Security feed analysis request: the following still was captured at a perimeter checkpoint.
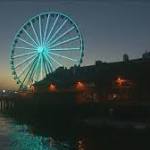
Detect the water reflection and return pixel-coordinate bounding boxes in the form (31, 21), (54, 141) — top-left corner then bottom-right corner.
(0, 115), (11, 150)
(77, 139), (86, 150)
(2, 112), (150, 150)
(0, 114), (71, 150)
(9, 124), (71, 150)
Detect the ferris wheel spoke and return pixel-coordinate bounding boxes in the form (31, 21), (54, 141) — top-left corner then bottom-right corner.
(43, 53), (53, 75)
(41, 57), (44, 80)
(24, 61), (36, 86)
(30, 21), (40, 45)
(45, 15), (59, 43)
(15, 46), (37, 51)
(23, 28), (38, 46)
(47, 19), (68, 44)
(39, 54), (43, 80)
(43, 14), (50, 44)
(39, 15), (42, 45)
(18, 37), (37, 48)
(12, 51), (36, 59)
(18, 55), (37, 78)
(46, 62), (53, 74)
(15, 54), (37, 69)
(50, 36), (79, 49)
(49, 52), (78, 62)
(45, 61), (53, 73)
(49, 26), (75, 46)
(26, 58), (38, 85)
(43, 56), (53, 75)
(32, 55), (41, 82)
(20, 56), (38, 88)
(47, 55), (59, 70)
(43, 54), (54, 72)
(49, 47), (80, 51)
(48, 55), (63, 68)
(45, 63), (51, 74)
(20, 56), (35, 87)
(42, 56), (48, 75)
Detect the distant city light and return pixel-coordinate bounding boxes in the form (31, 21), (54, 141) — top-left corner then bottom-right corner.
(2, 90), (6, 93)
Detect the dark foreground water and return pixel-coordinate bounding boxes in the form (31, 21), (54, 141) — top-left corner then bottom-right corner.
(1, 113), (150, 150)
(0, 114), (74, 150)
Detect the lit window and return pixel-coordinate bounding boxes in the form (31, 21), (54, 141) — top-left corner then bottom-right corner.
(116, 77), (126, 86)
(76, 81), (86, 91)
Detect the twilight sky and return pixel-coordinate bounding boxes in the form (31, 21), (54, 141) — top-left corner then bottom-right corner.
(0, 0), (150, 89)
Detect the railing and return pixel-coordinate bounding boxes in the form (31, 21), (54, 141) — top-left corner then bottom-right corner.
(0, 98), (15, 111)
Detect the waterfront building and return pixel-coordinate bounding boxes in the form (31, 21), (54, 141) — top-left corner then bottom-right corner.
(34, 53), (150, 103)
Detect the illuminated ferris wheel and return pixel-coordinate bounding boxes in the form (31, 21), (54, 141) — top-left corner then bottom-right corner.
(10, 11), (84, 89)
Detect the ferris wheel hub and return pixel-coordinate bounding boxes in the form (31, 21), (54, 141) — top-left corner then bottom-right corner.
(37, 46), (46, 53)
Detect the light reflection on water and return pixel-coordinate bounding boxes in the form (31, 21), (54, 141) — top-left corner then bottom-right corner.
(0, 114), (12, 150)
(0, 114), (71, 150)
(2, 113), (149, 150)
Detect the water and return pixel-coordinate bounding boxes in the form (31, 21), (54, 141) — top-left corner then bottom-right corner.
(0, 114), (71, 150)
(1, 113), (150, 150)
(0, 115), (11, 150)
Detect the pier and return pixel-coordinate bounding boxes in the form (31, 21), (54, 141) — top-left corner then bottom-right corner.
(0, 98), (14, 111)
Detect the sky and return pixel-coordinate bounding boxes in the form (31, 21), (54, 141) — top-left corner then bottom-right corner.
(0, 0), (150, 89)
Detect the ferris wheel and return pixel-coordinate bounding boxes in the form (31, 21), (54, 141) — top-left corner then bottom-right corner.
(10, 11), (84, 89)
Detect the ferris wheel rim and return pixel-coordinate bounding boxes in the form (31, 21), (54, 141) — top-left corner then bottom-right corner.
(10, 11), (84, 89)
